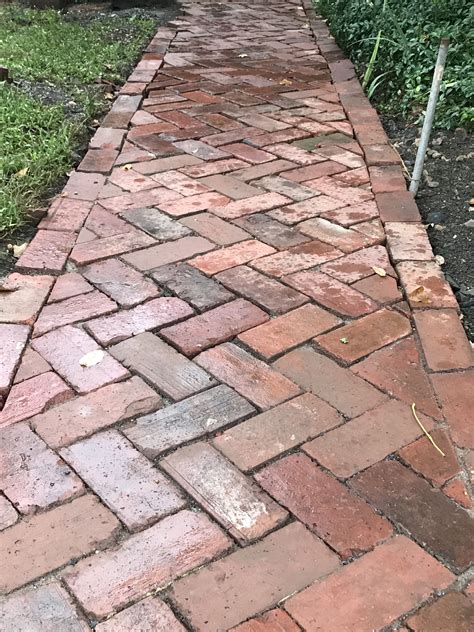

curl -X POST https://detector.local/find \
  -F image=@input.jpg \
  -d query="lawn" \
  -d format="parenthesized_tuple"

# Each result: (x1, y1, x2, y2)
(0, 5, 158, 234)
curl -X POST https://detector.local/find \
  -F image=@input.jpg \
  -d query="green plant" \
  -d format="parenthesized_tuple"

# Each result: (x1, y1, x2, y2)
(316, 0, 474, 130)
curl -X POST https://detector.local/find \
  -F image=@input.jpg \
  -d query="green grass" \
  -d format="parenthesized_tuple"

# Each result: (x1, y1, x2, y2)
(0, 5, 157, 234)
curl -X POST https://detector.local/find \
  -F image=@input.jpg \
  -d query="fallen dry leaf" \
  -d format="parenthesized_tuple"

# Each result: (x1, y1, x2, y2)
(238, 53, 248, 58)
(8, 242, 28, 258)
(372, 266, 387, 277)
(340, 337, 349, 344)
(280, 79, 293, 86)
(79, 350, 105, 368)
(434, 254, 445, 265)
(122, 164, 133, 171)
(15, 167, 28, 178)
(408, 286, 431, 304)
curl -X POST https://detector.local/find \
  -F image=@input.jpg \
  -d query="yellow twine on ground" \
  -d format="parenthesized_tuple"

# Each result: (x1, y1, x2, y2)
(411, 403, 446, 457)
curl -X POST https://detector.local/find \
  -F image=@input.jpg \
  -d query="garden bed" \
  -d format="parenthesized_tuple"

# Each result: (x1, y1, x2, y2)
(0, 1, 178, 274)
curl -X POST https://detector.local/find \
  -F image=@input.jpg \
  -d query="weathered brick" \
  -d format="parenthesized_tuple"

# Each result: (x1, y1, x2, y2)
(214, 393, 342, 471)
(133, 154, 202, 174)
(256, 454, 392, 558)
(85, 297, 193, 346)
(352, 273, 402, 304)
(196, 343, 300, 410)
(34, 290, 117, 337)
(39, 198, 92, 232)
(125, 384, 254, 457)
(285, 270, 378, 317)
(99, 186, 182, 214)
(0, 274, 54, 325)
(32, 326, 128, 394)
(375, 191, 421, 222)
(386, 222, 433, 262)
(180, 212, 250, 245)
(48, 273, 93, 303)
(230, 609, 300, 632)
(351, 459, 474, 571)
(406, 592, 474, 632)
(232, 159, 296, 181)
(299, 217, 372, 253)
(199, 174, 263, 199)
(1, 422, 83, 514)
(157, 191, 230, 216)
(369, 165, 407, 193)
(82, 259, 159, 307)
(170, 522, 339, 632)
(151, 263, 234, 310)
(161, 298, 268, 356)
(180, 158, 248, 178)
(224, 143, 274, 164)
(0, 324, 29, 396)
(233, 213, 310, 249)
(63, 171, 106, 200)
(320, 199, 379, 226)
(284, 161, 347, 182)
(431, 371, 474, 448)
(79, 148, 118, 174)
(152, 170, 211, 196)
(216, 265, 308, 314)
(122, 236, 215, 271)
(173, 139, 231, 160)
(397, 260, 458, 310)
(32, 376, 161, 448)
(264, 143, 327, 166)
(70, 230, 155, 266)
(239, 304, 340, 359)
(13, 348, 50, 384)
(269, 196, 345, 224)
(211, 192, 290, 220)
(191, 239, 275, 275)
(320, 245, 394, 283)
(303, 399, 432, 478)
(315, 308, 412, 364)
(162, 443, 287, 542)
(16, 230, 75, 273)
(61, 430, 185, 530)
(95, 597, 186, 632)
(252, 240, 342, 277)
(0, 496, 18, 531)
(84, 206, 134, 238)
(352, 337, 442, 418)
(256, 175, 316, 201)
(0, 495, 120, 593)
(443, 478, 472, 509)
(63, 510, 231, 620)
(0, 371, 71, 429)
(110, 332, 214, 400)
(398, 429, 460, 486)
(122, 207, 192, 239)
(414, 309, 473, 371)
(274, 346, 386, 417)
(284, 536, 453, 631)
(90, 127, 126, 150)
(0, 582, 90, 632)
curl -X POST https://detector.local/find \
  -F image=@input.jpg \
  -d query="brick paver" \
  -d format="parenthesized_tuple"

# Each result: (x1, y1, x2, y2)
(0, 0, 472, 628)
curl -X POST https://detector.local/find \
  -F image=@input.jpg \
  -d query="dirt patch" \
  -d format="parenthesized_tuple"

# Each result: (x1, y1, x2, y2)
(383, 118, 474, 341)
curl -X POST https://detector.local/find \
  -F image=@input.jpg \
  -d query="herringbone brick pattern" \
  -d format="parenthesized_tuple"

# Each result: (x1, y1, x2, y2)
(0, 0, 473, 630)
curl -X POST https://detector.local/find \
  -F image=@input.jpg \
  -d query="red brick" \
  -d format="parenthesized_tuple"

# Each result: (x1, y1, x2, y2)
(0, 372, 72, 429)
(320, 199, 379, 226)
(0, 495, 120, 593)
(315, 308, 412, 364)
(190, 239, 275, 275)
(238, 304, 340, 359)
(32, 376, 161, 448)
(152, 169, 211, 195)
(122, 235, 215, 271)
(269, 196, 345, 224)
(180, 158, 248, 178)
(34, 290, 117, 337)
(1, 422, 83, 514)
(386, 222, 433, 262)
(63, 510, 231, 620)
(0, 496, 18, 531)
(90, 127, 126, 150)
(230, 609, 300, 632)
(234, 213, 310, 249)
(252, 240, 342, 277)
(0, 273, 54, 325)
(284, 536, 454, 631)
(173, 139, 231, 160)
(284, 161, 347, 182)
(333, 165, 370, 186)
(352, 459, 474, 571)
(256, 175, 316, 201)
(352, 273, 402, 304)
(397, 260, 458, 309)
(95, 597, 186, 632)
(304, 399, 433, 478)
(61, 430, 185, 530)
(256, 453, 392, 559)
(305, 177, 373, 207)
(99, 186, 181, 213)
(431, 371, 474, 448)
(274, 346, 386, 417)
(352, 337, 442, 419)
(79, 148, 118, 174)
(224, 143, 274, 164)
(375, 190, 421, 222)
(199, 174, 263, 199)
(232, 159, 296, 181)
(39, 198, 91, 232)
(0, 582, 91, 631)
(157, 191, 229, 216)
(212, 192, 290, 220)
(369, 165, 407, 193)
(364, 143, 400, 166)
(315, 146, 365, 169)
(64, 171, 106, 200)
(196, 343, 300, 410)
(70, 230, 155, 266)
(107, 167, 157, 192)
(82, 259, 158, 307)
(214, 393, 342, 471)
(320, 245, 394, 283)
(84, 206, 134, 237)
(85, 297, 193, 346)
(133, 154, 202, 174)
(180, 212, 250, 245)
(125, 384, 254, 457)
(285, 270, 378, 317)
(0, 324, 29, 396)
(299, 217, 372, 253)
(162, 443, 287, 542)
(13, 348, 50, 384)
(48, 272, 93, 303)
(414, 309, 473, 371)
(265, 143, 327, 166)
(102, 94, 142, 128)
(110, 332, 213, 400)
(32, 326, 128, 394)
(406, 592, 473, 632)
(170, 522, 339, 632)
(399, 429, 460, 486)
(16, 230, 74, 273)
(444, 478, 471, 508)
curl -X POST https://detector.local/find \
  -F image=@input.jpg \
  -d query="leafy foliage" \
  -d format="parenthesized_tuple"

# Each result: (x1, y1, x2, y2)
(316, 0, 474, 130)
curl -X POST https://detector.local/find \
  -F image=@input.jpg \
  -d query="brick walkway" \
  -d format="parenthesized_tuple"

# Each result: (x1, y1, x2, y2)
(1, 0, 473, 629)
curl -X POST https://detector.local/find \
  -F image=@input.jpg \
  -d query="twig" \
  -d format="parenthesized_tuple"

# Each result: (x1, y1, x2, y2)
(411, 403, 445, 457)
